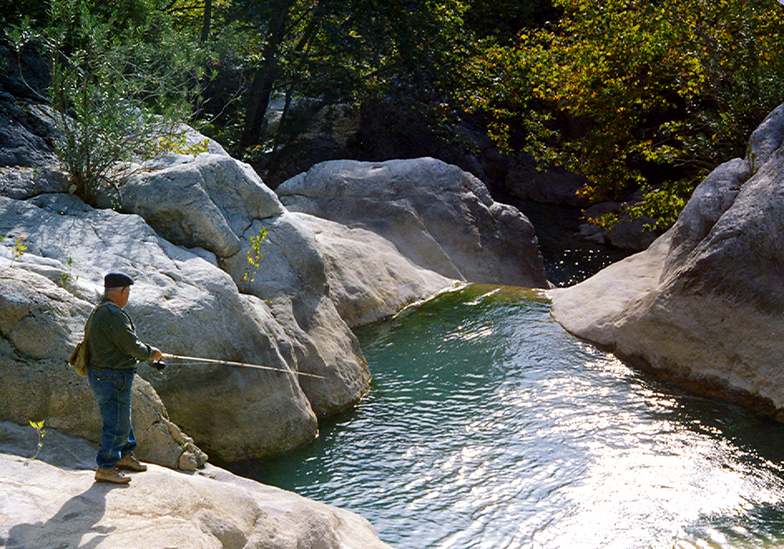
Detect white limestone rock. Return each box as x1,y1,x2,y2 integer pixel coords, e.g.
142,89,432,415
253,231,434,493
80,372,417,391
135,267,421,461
0,194,318,461
292,212,457,327
0,422,391,549
106,143,373,419
660,157,750,280
118,153,284,258
277,157,550,288
551,102,784,418
0,268,206,470
221,213,372,417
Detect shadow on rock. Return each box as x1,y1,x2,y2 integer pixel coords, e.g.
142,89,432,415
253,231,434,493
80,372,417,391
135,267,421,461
3,482,123,549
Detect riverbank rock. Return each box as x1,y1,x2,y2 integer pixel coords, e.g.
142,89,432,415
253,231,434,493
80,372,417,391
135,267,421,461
290,213,457,327
0,94,56,169
114,150,373,418
0,421,391,549
116,151,284,258
550,103,784,419
277,157,550,288
220,213,372,417
0,268,206,470
0,193,319,462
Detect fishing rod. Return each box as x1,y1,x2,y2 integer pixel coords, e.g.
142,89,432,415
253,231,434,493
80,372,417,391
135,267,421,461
160,353,326,379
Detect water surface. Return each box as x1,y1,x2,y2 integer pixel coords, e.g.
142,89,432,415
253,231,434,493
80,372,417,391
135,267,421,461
236,285,784,548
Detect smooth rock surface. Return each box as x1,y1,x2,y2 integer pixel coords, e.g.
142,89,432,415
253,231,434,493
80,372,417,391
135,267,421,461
0,422,391,549
221,213,372,417
660,157,749,280
551,105,784,418
549,232,674,348
108,146,373,420
0,194,319,462
278,157,549,288
0,269,206,470
291,212,457,327
749,103,784,171
119,152,284,258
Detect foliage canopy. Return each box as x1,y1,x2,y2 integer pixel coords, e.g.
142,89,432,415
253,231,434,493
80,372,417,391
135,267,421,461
468,0,784,227
3,0,784,227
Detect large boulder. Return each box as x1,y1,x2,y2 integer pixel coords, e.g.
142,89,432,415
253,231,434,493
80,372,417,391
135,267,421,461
550,103,784,419
221,213,372,417
0,421,392,549
117,152,284,258
0,269,206,470
0,193,319,462
290,213,456,327
114,150,373,418
277,157,550,288
660,158,750,280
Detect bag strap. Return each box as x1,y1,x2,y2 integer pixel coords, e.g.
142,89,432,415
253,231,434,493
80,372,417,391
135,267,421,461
84,302,113,342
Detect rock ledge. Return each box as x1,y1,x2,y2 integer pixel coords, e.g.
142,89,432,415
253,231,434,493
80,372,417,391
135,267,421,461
0,421,390,549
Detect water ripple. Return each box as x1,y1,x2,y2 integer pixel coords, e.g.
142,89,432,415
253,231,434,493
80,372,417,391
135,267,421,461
245,286,784,549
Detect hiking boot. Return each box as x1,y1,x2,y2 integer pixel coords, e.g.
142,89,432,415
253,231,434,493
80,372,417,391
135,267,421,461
116,453,147,472
95,467,131,484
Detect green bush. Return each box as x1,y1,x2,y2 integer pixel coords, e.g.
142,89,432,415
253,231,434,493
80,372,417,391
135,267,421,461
7,0,207,205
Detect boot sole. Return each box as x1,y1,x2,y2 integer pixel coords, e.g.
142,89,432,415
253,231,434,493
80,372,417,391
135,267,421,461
95,477,131,484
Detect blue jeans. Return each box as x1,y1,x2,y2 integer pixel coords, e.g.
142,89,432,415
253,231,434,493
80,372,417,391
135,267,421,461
88,366,137,469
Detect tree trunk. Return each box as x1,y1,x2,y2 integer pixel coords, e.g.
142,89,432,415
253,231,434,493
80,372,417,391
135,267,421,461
239,0,297,148
200,0,212,43
240,64,276,148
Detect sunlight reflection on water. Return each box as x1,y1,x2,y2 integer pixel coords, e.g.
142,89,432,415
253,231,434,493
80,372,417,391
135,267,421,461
244,285,784,549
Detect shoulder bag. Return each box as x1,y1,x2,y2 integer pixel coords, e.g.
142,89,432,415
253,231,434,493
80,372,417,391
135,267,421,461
69,302,111,376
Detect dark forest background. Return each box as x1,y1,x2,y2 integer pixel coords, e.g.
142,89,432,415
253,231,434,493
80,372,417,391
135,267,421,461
3,0,784,231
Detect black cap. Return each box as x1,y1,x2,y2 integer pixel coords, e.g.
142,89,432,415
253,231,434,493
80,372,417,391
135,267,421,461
104,272,134,288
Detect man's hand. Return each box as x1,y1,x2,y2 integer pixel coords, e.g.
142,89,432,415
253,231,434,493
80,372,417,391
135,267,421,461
150,348,165,371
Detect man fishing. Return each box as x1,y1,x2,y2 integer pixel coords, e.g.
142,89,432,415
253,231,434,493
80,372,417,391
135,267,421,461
87,273,163,484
